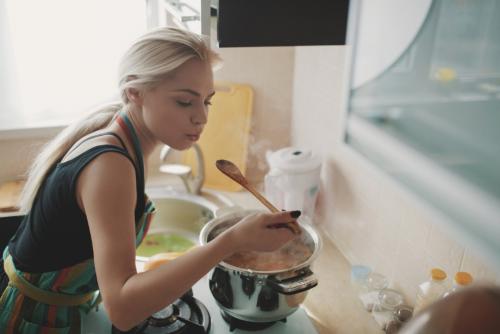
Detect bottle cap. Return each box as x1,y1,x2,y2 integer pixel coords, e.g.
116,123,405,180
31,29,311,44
351,265,372,283
455,272,473,286
431,268,447,281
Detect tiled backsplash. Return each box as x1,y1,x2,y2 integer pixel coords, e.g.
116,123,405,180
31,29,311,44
291,46,500,305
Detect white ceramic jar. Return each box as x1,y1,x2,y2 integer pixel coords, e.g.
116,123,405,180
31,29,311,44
264,147,322,220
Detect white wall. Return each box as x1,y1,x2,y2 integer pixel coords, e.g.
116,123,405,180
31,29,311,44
291,45,500,305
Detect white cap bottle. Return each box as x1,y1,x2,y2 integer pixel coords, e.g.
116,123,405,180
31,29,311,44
442,272,473,298
413,268,448,314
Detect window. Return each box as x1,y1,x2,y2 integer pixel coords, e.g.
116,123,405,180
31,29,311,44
0,0,147,130
344,0,500,268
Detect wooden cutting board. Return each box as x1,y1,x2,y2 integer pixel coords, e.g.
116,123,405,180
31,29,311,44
182,82,253,191
0,180,24,212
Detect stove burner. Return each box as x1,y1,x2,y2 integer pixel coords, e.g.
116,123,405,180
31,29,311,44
221,311,287,332
148,300,190,329
112,291,210,334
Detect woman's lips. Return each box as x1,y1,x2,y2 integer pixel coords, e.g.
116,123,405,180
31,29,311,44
186,134,200,141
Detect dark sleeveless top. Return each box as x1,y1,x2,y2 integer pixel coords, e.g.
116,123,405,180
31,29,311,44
5,132,144,274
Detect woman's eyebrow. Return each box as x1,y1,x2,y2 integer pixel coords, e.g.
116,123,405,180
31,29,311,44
173,89,216,98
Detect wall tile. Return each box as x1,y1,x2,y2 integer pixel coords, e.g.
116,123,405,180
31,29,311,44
426,224,465,277
461,248,500,285
399,201,432,249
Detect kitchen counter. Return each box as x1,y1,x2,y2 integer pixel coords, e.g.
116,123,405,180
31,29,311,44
302,229,382,334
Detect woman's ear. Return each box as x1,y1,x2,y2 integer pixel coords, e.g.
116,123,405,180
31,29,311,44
126,88,143,106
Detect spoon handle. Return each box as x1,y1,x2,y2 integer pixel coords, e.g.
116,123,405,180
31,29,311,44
215,159,300,234
242,183,280,213
242,183,301,235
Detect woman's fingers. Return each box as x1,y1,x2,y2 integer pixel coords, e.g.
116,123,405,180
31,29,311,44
270,210,301,222
266,210,302,235
269,222,301,235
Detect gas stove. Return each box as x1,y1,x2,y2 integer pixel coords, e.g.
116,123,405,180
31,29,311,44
81,275,318,334
110,289,210,334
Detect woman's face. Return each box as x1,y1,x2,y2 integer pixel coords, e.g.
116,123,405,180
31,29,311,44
140,58,215,150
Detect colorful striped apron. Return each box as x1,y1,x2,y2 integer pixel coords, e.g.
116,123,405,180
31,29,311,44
0,111,155,334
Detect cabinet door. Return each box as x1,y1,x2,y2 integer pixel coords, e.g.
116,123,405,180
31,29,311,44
344,0,500,270
216,0,349,47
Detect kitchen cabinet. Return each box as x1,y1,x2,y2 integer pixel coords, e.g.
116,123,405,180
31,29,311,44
216,0,349,47
343,0,500,270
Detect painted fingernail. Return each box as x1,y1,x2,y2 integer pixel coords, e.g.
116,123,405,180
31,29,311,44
290,210,301,218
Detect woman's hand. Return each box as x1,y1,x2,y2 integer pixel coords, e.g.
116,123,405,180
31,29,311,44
222,211,301,254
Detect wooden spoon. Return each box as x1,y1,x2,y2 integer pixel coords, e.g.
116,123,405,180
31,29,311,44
215,159,301,235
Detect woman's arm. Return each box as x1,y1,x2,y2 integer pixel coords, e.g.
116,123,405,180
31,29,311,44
77,152,296,331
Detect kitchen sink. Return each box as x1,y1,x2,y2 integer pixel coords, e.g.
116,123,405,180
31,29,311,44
135,186,233,259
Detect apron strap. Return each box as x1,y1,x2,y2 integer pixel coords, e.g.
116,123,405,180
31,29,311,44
3,255,95,307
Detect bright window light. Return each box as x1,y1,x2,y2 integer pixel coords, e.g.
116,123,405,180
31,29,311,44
0,0,147,130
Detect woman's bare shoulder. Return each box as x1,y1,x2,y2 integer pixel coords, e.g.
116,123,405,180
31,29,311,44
61,130,127,164
75,150,137,213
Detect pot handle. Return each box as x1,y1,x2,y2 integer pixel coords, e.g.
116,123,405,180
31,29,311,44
266,269,318,295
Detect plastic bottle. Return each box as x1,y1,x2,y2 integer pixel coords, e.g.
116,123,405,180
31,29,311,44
442,272,473,298
413,268,448,314
350,265,372,294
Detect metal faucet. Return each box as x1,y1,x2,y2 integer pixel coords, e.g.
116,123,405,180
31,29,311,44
159,143,205,195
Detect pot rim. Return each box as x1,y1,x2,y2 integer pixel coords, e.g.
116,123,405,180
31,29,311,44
199,209,322,275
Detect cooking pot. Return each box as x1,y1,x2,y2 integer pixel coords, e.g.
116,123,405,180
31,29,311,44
199,209,322,323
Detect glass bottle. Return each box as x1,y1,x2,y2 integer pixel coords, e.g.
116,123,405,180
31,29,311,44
372,288,404,330
358,272,389,312
413,268,448,314
350,265,372,294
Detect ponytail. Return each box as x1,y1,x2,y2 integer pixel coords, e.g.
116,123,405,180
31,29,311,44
19,102,122,211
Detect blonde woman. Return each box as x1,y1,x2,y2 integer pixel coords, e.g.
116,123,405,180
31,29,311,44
0,27,300,333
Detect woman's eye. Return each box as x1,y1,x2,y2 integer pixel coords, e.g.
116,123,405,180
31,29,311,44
204,101,212,106
176,101,192,107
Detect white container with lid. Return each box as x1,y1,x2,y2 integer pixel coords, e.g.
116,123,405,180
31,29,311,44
264,147,322,220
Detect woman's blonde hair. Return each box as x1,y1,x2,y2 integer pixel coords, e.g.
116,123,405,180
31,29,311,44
19,27,221,211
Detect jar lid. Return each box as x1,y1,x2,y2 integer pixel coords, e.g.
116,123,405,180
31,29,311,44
267,147,322,174
393,305,413,322
455,272,473,285
431,268,447,281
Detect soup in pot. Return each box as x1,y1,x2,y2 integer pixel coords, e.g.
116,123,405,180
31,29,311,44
210,217,313,271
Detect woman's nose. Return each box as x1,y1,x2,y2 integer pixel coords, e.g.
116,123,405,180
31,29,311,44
190,105,208,125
